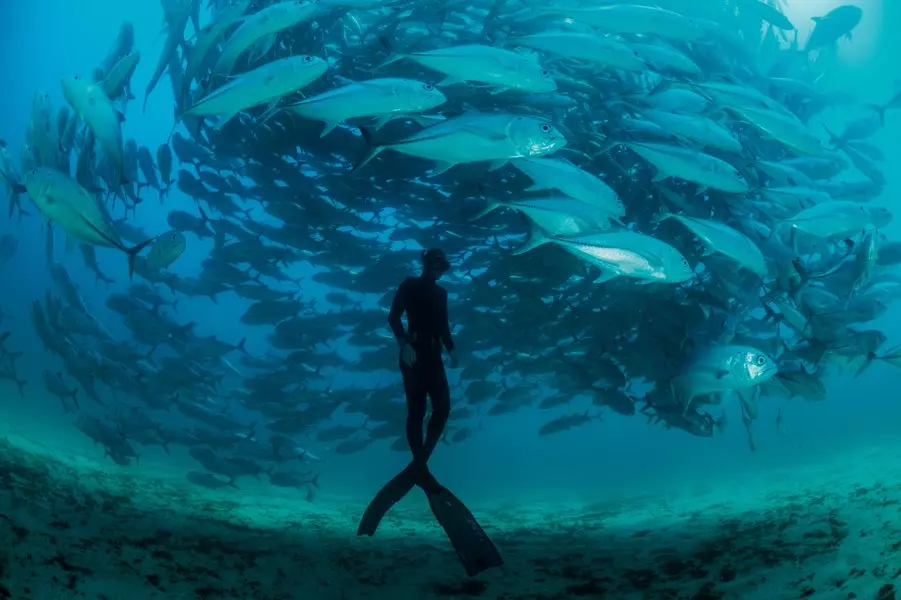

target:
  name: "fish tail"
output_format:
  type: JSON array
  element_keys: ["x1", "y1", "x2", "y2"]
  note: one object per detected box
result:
[
  {"x1": 350, "y1": 127, "x2": 384, "y2": 173},
  {"x1": 854, "y1": 352, "x2": 877, "y2": 378},
  {"x1": 374, "y1": 52, "x2": 406, "y2": 71},
  {"x1": 511, "y1": 223, "x2": 552, "y2": 256},
  {"x1": 469, "y1": 198, "x2": 503, "y2": 222},
  {"x1": 126, "y1": 236, "x2": 156, "y2": 280},
  {"x1": 790, "y1": 257, "x2": 809, "y2": 284},
  {"x1": 868, "y1": 104, "x2": 886, "y2": 127},
  {"x1": 820, "y1": 122, "x2": 841, "y2": 148},
  {"x1": 0, "y1": 168, "x2": 25, "y2": 195}
]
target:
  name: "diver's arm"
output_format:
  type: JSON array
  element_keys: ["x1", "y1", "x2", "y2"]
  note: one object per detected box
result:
[
  {"x1": 388, "y1": 280, "x2": 409, "y2": 345},
  {"x1": 438, "y1": 287, "x2": 455, "y2": 352}
]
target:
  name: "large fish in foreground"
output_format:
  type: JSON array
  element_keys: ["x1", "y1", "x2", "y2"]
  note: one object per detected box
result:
[
  {"x1": 183, "y1": 55, "x2": 328, "y2": 127},
  {"x1": 61, "y1": 75, "x2": 127, "y2": 185},
  {"x1": 352, "y1": 113, "x2": 567, "y2": 175},
  {"x1": 286, "y1": 78, "x2": 447, "y2": 137},
  {"x1": 661, "y1": 214, "x2": 768, "y2": 277},
  {"x1": 510, "y1": 157, "x2": 625, "y2": 217},
  {"x1": 211, "y1": 0, "x2": 320, "y2": 78},
  {"x1": 380, "y1": 44, "x2": 557, "y2": 93},
  {"x1": 514, "y1": 229, "x2": 694, "y2": 284},
  {"x1": 471, "y1": 196, "x2": 613, "y2": 236},
  {"x1": 672, "y1": 345, "x2": 778, "y2": 411},
  {"x1": 19, "y1": 167, "x2": 153, "y2": 277},
  {"x1": 624, "y1": 142, "x2": 749, "y2": 193},
  {"x1": 182, "y1": 0, "x2": 252, "y2": 102}
]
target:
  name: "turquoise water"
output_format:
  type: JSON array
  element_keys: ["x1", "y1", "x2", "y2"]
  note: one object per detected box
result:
[{"x1": 2, "y1": 0, "x2": 901, "y2": 598}]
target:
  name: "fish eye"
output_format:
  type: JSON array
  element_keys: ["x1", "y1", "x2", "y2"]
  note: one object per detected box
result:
[
  {"x1": 541, "y1": 69, "x2": 549, "y2": 76},
  {"x1": 423, "y1": 83, "x2": 433, "y2": 91},
  {"x1": 757, "y1": 356, "x2": 766, "y2": 365},
  {"x1": 303, "y1": 55, "x2": 313, "y2": 62},
  {"x1": 540, "y1": 124, "x2": 551, "y2": 133}
]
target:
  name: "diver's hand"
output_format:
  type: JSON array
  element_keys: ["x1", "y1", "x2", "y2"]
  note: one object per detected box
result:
[
  {"x1": 400, "y1": 342, "x2": 417, "y2": 367},
  {"x1": 448, "y1": 349, "x2": 459, "y2": 368}
]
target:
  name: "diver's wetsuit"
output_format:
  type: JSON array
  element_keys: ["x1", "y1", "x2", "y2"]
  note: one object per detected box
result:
[{"x1": 388, "y1": 274, "x2": 454, "y2": 464}]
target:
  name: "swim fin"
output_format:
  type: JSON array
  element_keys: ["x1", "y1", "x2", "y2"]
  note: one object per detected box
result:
[
  {"x1": 357, "y1": 462, "x2": 419, "y2": 537},
  {"x1": 358, "y1": 465, "x2": 504, "y2": 577},
  {"x1": 421, "y1": 471, "x2": 504, "y2": 577}
]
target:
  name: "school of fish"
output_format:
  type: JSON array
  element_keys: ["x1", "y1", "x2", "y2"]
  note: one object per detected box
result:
[{"x1": 1, "y1": 0, "x2": 900, "y2": 492}]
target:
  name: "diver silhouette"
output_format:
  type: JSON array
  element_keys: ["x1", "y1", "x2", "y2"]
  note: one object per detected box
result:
[{"x1": 357, "y1": 248, "x2": 503, "y2": 577}]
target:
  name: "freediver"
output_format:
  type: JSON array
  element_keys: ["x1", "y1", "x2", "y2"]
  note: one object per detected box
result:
[
  {"x1": 389, "y1": 247, "x2": 457, "y2": 467},
  {"x1": 356, "y1": 248, "x2": 503, "y2": 577}
]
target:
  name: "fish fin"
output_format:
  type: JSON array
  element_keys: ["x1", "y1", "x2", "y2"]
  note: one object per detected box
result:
[
  {"x1": 868, "y1": 104, "x2": 886, "y2": 127},
  {"x1": 126, "y1": 237, "x2": 157, "y2": 280},
  {"x1": 319, "y1": 121, "x2": 339, "y2": 137},
  {"x1": 428, "y1": 161, "x2": 456, "y2": 177},
  {"x1": 257, "y1": 99, "x2": 283, "y2": 125},
  {"x1": 854, "y1": 353, "x2": 876, "y2": 378},
  {"x1": 487, "y1": 160, "x2": 507, "y2": 172},
  {"x1": 469, "y1": 200, "x2": 504, "y2": 222},
  {"x1": 373, "y1": 114, "x2": 398, "y2": 130},
  {"x1": 511, "y1": 224, "x2": 551, "y2": 256},
  {"x1": 212, "y1": 111, "x2": 241, "y2": 129},
  {"x1": 436, "y1": 75, "x2": 464, "y2": 86},
  {"x1": 593, "y1": 270, "x2": 617, "y2": 284},
  {"x1": 651, "y1": 170, "x2": 668, "y2": 183},
  {"x1": 351, "y1": 127, "x2": 385, "y2": 173},
  {"x1": 651, "y1": 210, "x2": 675, "y2": 225},
  {"x1": 375, "y1": 53, "x2": 407, "y2": 70}
]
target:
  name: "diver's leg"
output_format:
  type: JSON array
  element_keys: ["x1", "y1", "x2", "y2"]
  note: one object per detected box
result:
[
  {"x1": 421, "y1": 359, "x2": 451, "y2": 463},
  {"x1": 401, "y1": 362, "x2": 428, "y2": 462},
  {"x1": 357, "y1": 362, "x2": 428, "y2": 537}
]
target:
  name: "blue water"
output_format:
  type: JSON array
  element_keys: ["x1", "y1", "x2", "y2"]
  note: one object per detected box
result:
[{"x1": 2, "y1": 1, "x2": 901, "y2": 599}]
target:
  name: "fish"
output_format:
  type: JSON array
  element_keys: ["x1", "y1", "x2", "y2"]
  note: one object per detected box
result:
[
  {"x1": 353, "y1": 113, "x2": 567, "y2": 175},
  {"x1": 286, "y1": 78, "x2": 447, "y2": 137},
  {"x1": 623, "y1": 141, "x2": 749, "y2": 193},
  {"x1": 510, "y1": 157, "x2": 625, "y2": 217},
  {"x1": 672, "y1": 345, "x2": 778, "y2": 411},
  {"x1": 381, "y1": 44, "x2": 556, "y2": 93},
  {"x1": 20, "y1": 167, "x2": 154, "y2": 277},
  {"x1": 182, "y1": 55, "x2": 328, "y2": 127},
  {"x1": 101, "y1": 51, "x2": 141, "y2": 101},
  {"x1": 508, "y1": 32, "x2": 647, "y2": 73},
  {"x1": 60, "y1": 75, "x2": 128, "y2": 185},
  {"x1": 514, "y1": 229, "x2": 694, "y2": 284},
  {"x1": 661, "y1": 214, "x2": 768, "y2": 277},
  {"x1": 545, "y1": 5, "x2": 704, "y2": 42},
  {"x1": 471, "y1": 196, "x2": 615, "y2": 235},
  {"x1": 144, "y1": 230, "x2": 187, "y2": 272},
  {"x1": 211, "y1": 0, "x2": 320, "y2": 78},
  {"x1": 182, "y1": 0, "x2": 253, "y2": 99},
  {"x1": 804, "y1": 5, "x2": 863, "y2": 53}
]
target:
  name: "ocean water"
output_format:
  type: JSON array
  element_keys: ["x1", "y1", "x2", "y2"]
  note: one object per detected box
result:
[{"x1": 2, "y1": 1, "x2": 901, "y2": 599}]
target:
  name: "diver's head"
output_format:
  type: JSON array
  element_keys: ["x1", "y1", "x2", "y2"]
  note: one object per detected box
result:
[{"x1": 421, "y1": 248, "x2": 450, "y2": 280}]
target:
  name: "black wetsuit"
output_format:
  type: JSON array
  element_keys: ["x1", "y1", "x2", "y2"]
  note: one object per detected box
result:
[{"x1": 387, "y1": 274, "x2": 454, "y2": 463}]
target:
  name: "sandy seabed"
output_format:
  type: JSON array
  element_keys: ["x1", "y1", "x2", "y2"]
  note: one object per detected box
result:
[{"x1": 1, "y1": 428, "x2": 901, "y2": 600}]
